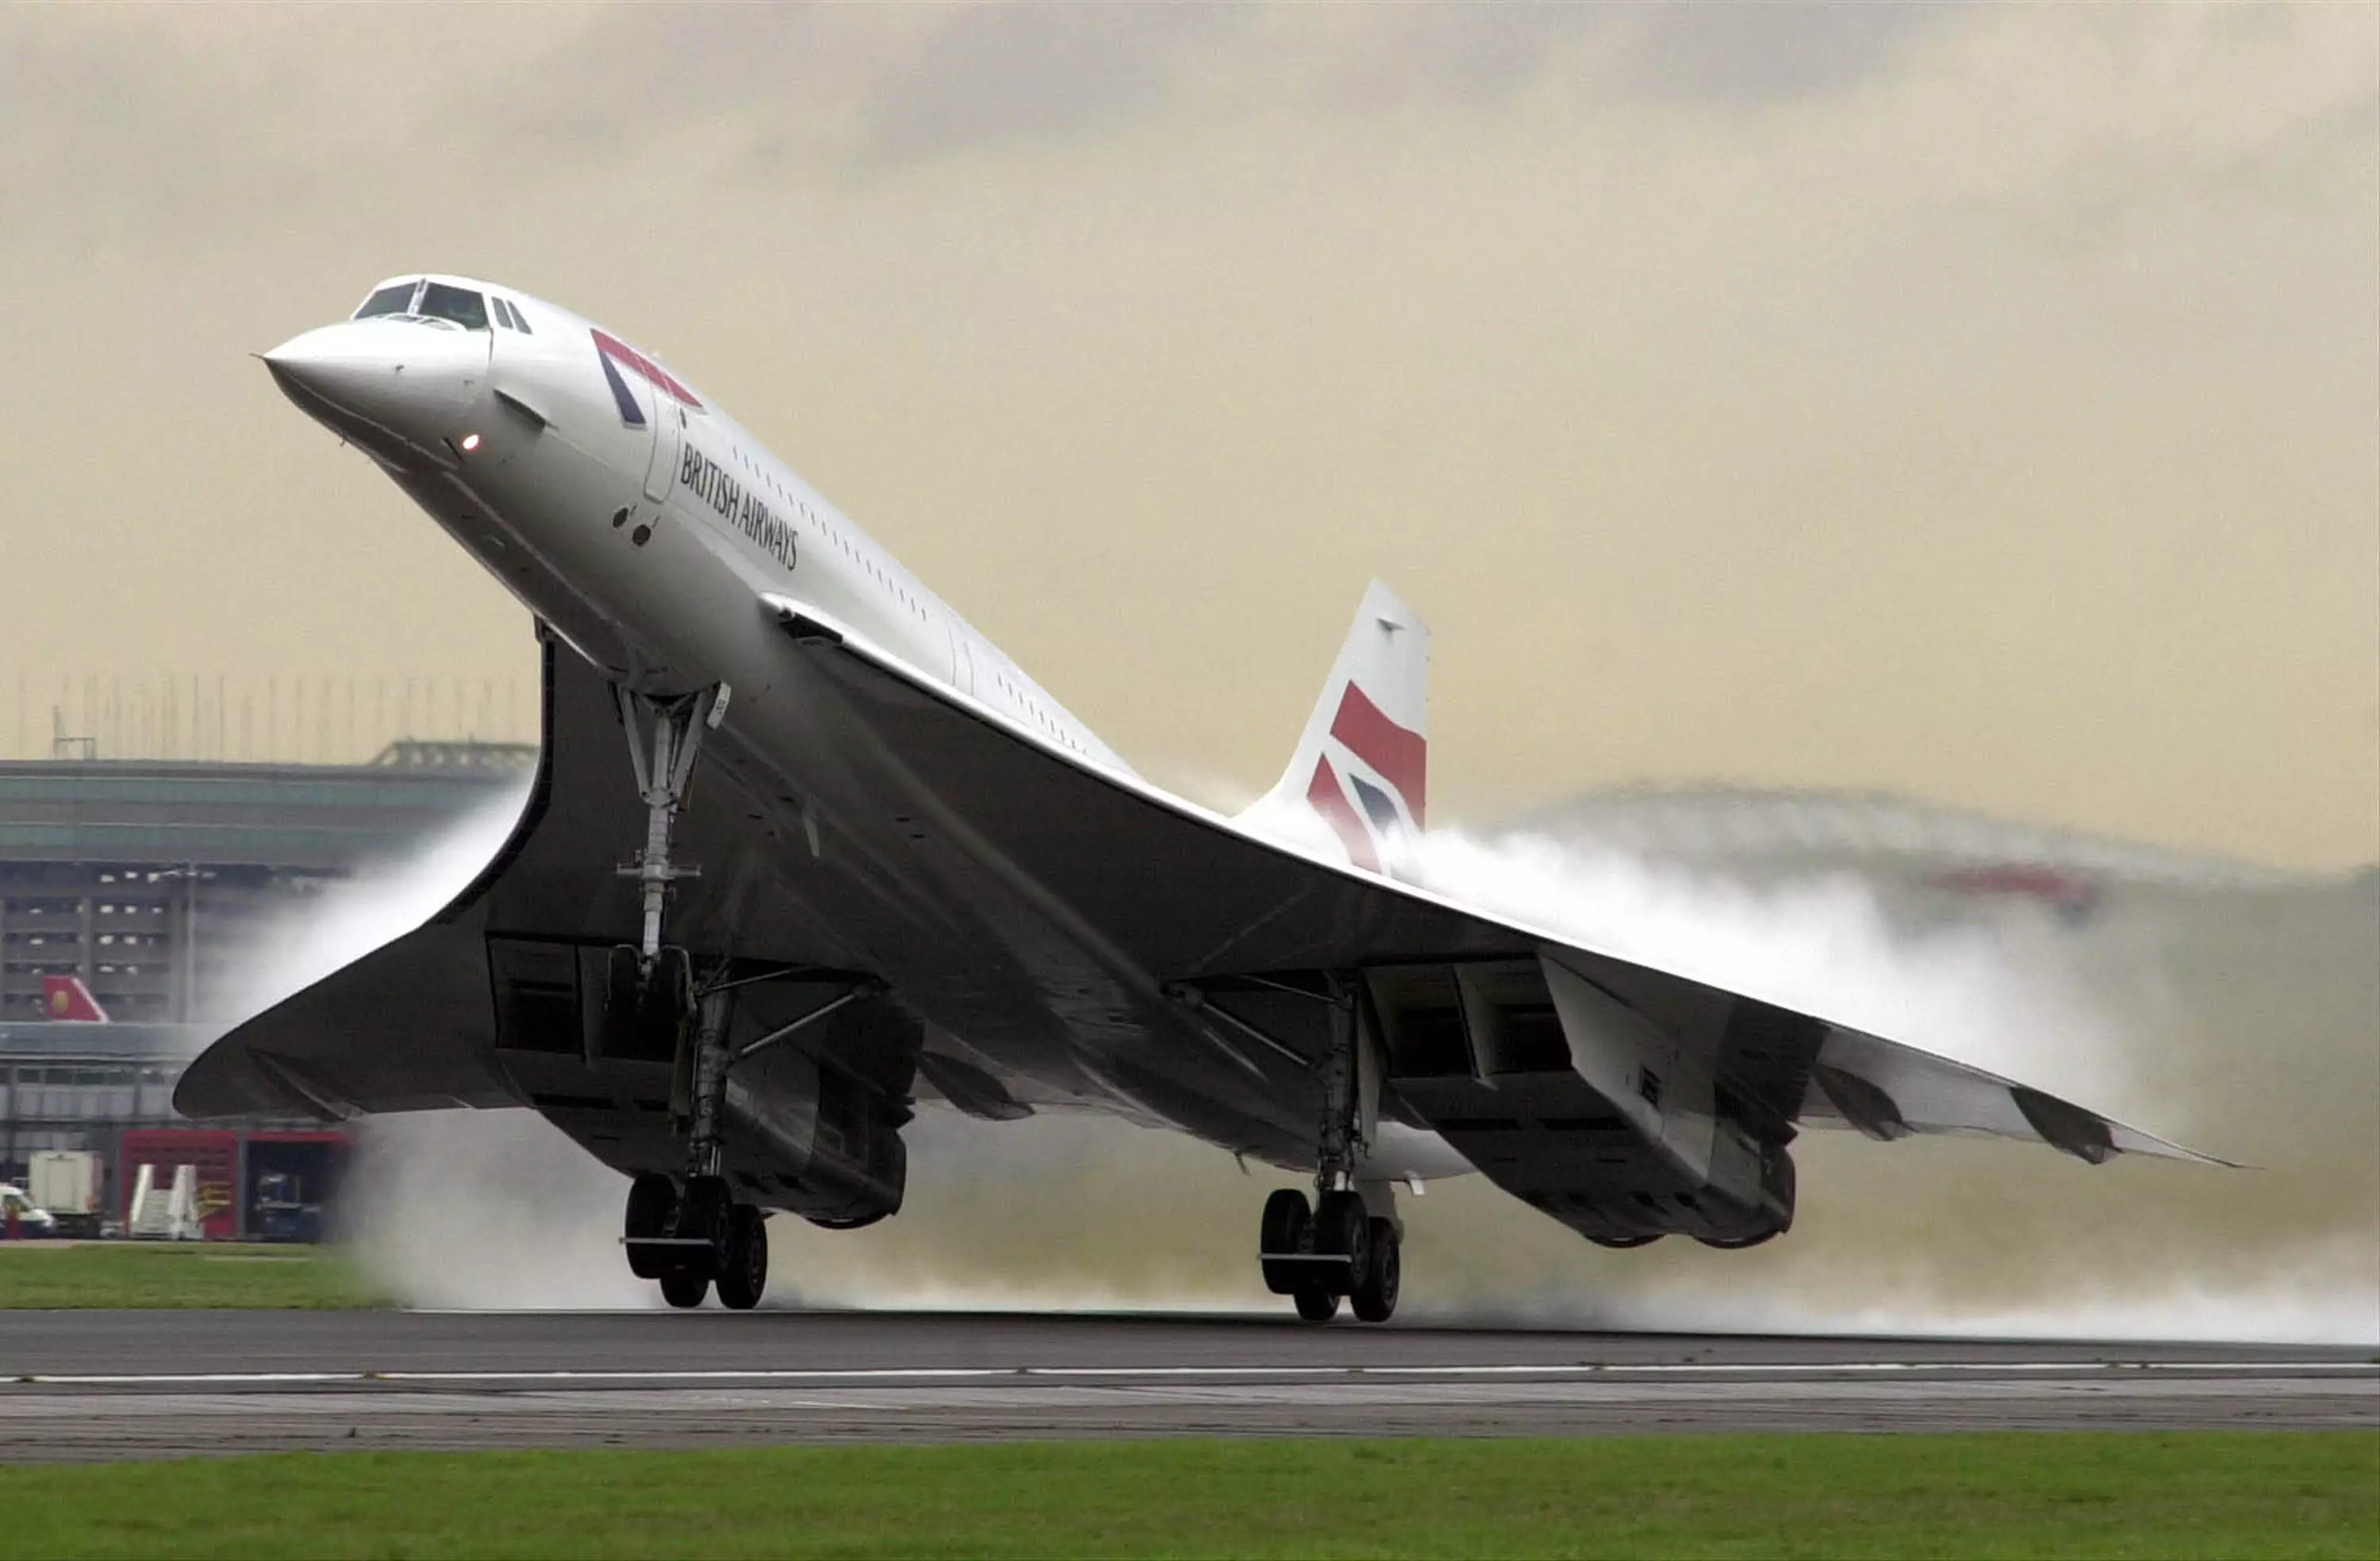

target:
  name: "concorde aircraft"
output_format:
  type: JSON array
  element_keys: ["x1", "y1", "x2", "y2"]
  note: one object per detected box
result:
[{"x1": 181, "y1": 274, "x2": 2213, "y2": 1316}]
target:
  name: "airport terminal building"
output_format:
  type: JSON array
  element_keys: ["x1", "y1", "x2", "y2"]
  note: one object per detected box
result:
[{"x1": 0, "y1": 744, "x2": 530, "y2": 1234}]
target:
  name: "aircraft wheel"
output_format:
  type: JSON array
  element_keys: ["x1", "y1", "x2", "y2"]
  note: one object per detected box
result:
[
  {"x1": 715, "y1": 1205, "x2": 769, "y2": 1311},
  {"x1": 1350, "y1": 1217, "x2": 1400, "y2": 1324},
  {"x1": 1258, "y1": 1188, "x2": 1310, "y2": 1295},
  {"x1": 659, "y1": 1271, "x2": 709, "y2": 1309},
  {"x1": 641, "y1": 947, "x2": 693, "y2": 1052},
  {"x1": 1312, "y1": 1190, "x2": 1369, "y2": 1294},
  {"x1": 623, "y1": 1172, "x2": 675, "y2": 1280},
  {"x1": 678, "y1": 1173, "x2": 732, "y2": 1256},
  {"x1": 600, "y1": 947, "x2": 643, "y2": 1057},
  {"x1": 1292, "y1": 1287, "x2": 1339, "y2": 1323},
  {"x1": 601, "y1": 946, "x2": 694, "y2": 1060}
]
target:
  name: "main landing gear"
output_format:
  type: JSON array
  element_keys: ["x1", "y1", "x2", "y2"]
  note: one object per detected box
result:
[
  {"x1": 625, "y1": 1168, "x2": 770, "y2": 1310},
  {"x1": 1255, "y1": 974, "x2": 1402, "y2": 1324},
  {"x1": 1260, "y1": 1185, "x2": 1399, "y2": 1324},
  {"x1": 607, "y1": 683, "x2": 774, "y2": 1312}
]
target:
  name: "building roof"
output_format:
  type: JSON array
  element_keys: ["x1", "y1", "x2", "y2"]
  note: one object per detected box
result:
[
  {"x1": 0, "y1": 1021, "x2": 219, "y2": 1063},
  {"x1": 0, "y1": 756, "x2": 530, "y2": 871}
]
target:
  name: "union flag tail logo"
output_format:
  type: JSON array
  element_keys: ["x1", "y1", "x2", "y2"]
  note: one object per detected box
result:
[
  {"x1": 592, "y1": 328, "x2": 704, "y2": 428},
  {"x1": 1248, "y1": 582, "x2": 1430, "y2": 874},
  {"x1": 42, "y1": 975, "x2": 109, "y2": 1022}
]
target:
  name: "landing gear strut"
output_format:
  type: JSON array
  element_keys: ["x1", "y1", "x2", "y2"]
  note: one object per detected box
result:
[
  {"x1": 616, "y1": 684, "x2": 726, "y2": 976},
  {"x1": 616, "y1": 985, "x2": 775, "y2": 1308},
  {"x1": 1254, "y1": 973, "x2": 1402, "y2": 1324},
  {"x1": 606, "y1": 682, "x2": 774, "y2": 1311}
]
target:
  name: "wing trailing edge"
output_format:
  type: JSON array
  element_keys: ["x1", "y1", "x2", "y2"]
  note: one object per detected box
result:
[{"x1": 1804, "y1": 1025, "x2": 2230, "y2": 1165}]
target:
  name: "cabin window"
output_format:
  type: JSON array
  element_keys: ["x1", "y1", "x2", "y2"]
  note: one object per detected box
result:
[
  {"x1": 354, "y1": 281, "x2": 420, "y2": 320},
  {"x1": 418, "y1": 282, "x2": 489, "y2": 332}
]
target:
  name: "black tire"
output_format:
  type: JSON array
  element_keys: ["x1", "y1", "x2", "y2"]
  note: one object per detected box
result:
[
  {"x1": 1312, "y1": 1191, "x2": 1369, "y2": 1295},
  {"x1": 1350, "y1": 1216, "x2": 1400, "y2": 1323},
  {"x1": 1292, "y1": 1287, "x2": 1339, "y2": 1323},
  {"x1": 715, "y1": 1205, "x2": 769, "y2": 1311},
  {"x1": 623, "y1": 1173, "x2": 676, "y2": 1280},
  {"x1": 1258, "y1": 1188, "x2": 1310, "y2": 1295},
  {"x1": 599, "y1": 946, "x2": 643, "y2": 1059},
  {"x1": 640, "y1": 947, "x2": 693, "y2": 1058},
  {"x1": 601, "y1": 946, "x2": 692, "y2": 1063},
  {"x1": 651, "y1": 945, "x2": 692, "y2": 1004},
  {"x1": 677, "y1": 1173, "x2": 732, "y2": 1258},
  {"x1": 659, "y1": 1271, "x2": 708, "y2": 1309}
]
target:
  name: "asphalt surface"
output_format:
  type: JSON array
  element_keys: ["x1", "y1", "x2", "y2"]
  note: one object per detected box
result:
[{"x1": 2, "y1": 1310, "x2": 2371, "y2": 1461}]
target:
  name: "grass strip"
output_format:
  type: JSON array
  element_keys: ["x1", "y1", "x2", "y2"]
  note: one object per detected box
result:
[
  {"x1": 0, "y1": 1242, "x2": 383, "y2": 1310},
  {"x1": 0, "y1": 1430, "x2": 2372, "y2": 1559}
]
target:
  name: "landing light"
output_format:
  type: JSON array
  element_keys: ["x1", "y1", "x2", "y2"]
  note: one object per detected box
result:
[{"x1": 459, "y1": 432, "x2": 482, "y2": 454}]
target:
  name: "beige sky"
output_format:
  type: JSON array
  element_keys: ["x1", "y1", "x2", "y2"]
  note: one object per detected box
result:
[{"x1": 2, "y1": 5, "x2": 2373, "y2": 869}]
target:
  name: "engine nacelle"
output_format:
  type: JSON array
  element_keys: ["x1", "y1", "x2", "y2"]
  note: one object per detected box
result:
[
  {"x1": 726, "y1": 1060, "x2": 908, "y2": 1227},
  {"x1": 724, "y1": 990, "x2": 920, "y2": 1228},
  {"x1": 1688, "y1": 1126, "x2": 1796, "y2": 1248},
  {"x1": 1526, "y1": 1125, "x2": 1796, "y2": 1250}
]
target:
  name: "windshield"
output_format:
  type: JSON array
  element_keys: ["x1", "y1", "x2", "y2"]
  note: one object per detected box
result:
[
  {"x1": 418, "y1": 282, "x2": 489, "y2": 332},
  {"x1": 353, "y1": 281, "x2": 420, "y2": 320}
]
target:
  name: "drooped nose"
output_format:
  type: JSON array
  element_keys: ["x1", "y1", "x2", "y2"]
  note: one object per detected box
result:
[{"x1": 261, "y1": 320, "x2": 486, "y2": 456}]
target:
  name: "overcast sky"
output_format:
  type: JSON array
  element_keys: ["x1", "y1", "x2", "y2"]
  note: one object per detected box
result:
[{"x1": 2, "y1": 5, "x2": 2372, "y2": 869}]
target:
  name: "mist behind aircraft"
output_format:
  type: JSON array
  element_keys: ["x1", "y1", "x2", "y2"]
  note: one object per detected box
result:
[{"x1": 332, "y1": 795, "x2": 2378, "y2": 1341}]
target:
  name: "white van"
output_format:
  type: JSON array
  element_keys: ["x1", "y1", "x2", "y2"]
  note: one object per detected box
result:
[{"x1": 0, "y1": 1184, "x2": 60, "y2": 1237}]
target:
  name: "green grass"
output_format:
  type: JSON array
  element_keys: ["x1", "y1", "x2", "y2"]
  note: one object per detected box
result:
[
  {"x1": 0, "y1": 1432, "x2": 2371, "y2": 1559},
  {"x1": 0, "y1": 1242, "x2": 383, "y2": 1310}
]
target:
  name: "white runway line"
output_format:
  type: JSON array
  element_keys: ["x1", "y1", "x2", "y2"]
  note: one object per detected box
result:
[{"x1": 12, "y1": 1360, "x2": 2375, "y2": 1389}]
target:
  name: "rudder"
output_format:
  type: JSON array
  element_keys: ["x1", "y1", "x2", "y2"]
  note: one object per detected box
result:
[{"x1": 1245, "y1": 581, "x2": 1428, "y2": 873}]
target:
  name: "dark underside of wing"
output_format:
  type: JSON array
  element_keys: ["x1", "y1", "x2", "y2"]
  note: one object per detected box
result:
[
  {"x1": 178, "y1": 606, "x2": 2217, "y2": 1252},
  {"x1": 782, "y1": 614, "x2": 2219, "y2": 1245},
  {"x1": 174, "y1": 626, "x2": 870, "y2": 1122}
]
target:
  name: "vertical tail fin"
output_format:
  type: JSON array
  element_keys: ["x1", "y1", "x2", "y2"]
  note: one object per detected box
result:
[
  {"x1": 1243, "y1": 581, "x2": 1429, "y2": 873},
  {"x1": 41, "y1": 974, "x2": 110, "y2": 1022}
]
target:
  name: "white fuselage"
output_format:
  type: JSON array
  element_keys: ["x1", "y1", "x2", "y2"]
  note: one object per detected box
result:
[
  {"x1": 262, "y1": 273, "x2": 1466, "y2": 1183},
  {"x1": 273, "y1": 278, "x2": 1118, "y2": 766}
]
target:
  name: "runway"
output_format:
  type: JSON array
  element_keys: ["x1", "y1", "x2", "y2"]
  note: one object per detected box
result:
[{"x1": 3, "y1": 1311, "x2": 2371, "y2": 1460}]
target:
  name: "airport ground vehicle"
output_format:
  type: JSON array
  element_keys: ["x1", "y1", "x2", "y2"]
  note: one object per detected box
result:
[
  {"x1": 26, "y1": 1152, "x2": 102, "y2": 1238},
  {"x1": 0, "y1": 1183, "x2": 60, "y2": 1238}
]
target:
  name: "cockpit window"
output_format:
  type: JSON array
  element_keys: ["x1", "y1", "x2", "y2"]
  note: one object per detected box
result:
[
  {"x1": 505, "y1": 298, "x2": 533, "y2": 334},
  {"x1": 353, "y1": 282, "x2": 420, "y2": 320},
  {"x1": 489, "y1": 297, "x2": 516, "y2": 331},
  {"x1": 417, "y1": 282, "x2": 489, "y2": 332}
]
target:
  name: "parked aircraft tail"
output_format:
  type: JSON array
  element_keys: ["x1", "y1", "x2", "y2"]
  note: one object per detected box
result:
[
  {"x1": 41, "y1": 975, "x2": 109, "y2": 1023},
  {"x1": 1245, "y1": 581, "x2": 1430, "y2": 872}
]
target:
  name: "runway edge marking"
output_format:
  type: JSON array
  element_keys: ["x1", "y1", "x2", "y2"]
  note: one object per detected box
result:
[{"x1": 13, "y1": 1361, "x2": 2376, "y2": 1390}]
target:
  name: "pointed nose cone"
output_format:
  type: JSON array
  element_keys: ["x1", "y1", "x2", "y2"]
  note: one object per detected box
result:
[
  {"x1": 262, "y1": 324, "x2": 386, "y2": 412},
  {"x1": 261, "y1": 320, "x2": 486, "y2": 457}
]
